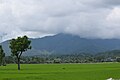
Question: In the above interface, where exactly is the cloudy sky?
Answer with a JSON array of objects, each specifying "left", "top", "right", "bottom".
[{"left": 0, "top": 0, "right": 120, "bottom": 42}]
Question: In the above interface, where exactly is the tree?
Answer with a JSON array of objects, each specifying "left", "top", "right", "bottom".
[
  {"left": 116, "top": 57, "right": 120, "bottom": 62},
  {"left": 0, "top": 45, "right": 6, "bottom": 66},
  {"left": 9, "top": 35, "right": 31, "bottom": 70}
]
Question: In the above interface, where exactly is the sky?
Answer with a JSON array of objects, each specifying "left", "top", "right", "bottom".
[{"left": 0, "top": 0, "right": 120, "bottom": 42}]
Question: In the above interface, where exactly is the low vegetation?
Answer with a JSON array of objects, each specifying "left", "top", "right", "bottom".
[{"left": 0, "top": 63, "right": 120, "bottom": 80}]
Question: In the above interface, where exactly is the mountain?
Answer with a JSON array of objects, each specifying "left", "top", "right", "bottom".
[{"left": 1, "top": 33, "right": 120, "bottom": 56}]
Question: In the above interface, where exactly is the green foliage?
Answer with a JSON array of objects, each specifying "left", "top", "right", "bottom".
[
  {"left": 9, "top": 36, "right": 31, "bottom": 57},
  {"left": 116, "top": 57, "right": 120, "bottom": 62},
  {"left": 0, "top": 45, "right": 5, "bottom": 66},
  {"left": 9, "top": 35, "right": 31, "bottom": 70}
]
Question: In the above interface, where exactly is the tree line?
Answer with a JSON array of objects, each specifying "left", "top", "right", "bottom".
[{"left": 4, "top": 51, "right": 120, "bottom": 64}]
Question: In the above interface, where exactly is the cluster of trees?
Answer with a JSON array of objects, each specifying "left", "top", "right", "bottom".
[
  {"left": 4, "top": 51, "right": 120, "bottom": 64},
  {"left": 0, "top": 35, "right": 31, "bottom": 70}
]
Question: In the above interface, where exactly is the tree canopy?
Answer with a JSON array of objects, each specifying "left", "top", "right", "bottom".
[
  {"left": 9, "top": 35, "right": 31, "bottom": 70},
  {"left": 0, "top": 45, "right": 5, "bottom": 66}
]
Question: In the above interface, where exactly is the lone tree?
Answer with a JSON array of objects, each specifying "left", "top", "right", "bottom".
[
  {"left": 9, "top": 35, "right": 31, "bottom": 70},
  {"left": 0, "top": 45, "right": 5, "bottom": 66}
]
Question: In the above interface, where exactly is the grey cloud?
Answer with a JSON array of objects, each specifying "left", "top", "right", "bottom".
[
  {"left": 104, "top": 0, "right": 120, "bottom": 6},
  {"left": 0, "top": 0, "right": 120, "bottom": 42}
]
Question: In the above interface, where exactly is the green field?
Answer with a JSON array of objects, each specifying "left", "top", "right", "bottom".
[{"left": 0, "top": 63, "right": 120, "bottom": 80}]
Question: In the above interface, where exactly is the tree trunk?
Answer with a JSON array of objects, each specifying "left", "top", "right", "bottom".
[{"left": 17, "top": 58, "right": 20, "bottom": 70}]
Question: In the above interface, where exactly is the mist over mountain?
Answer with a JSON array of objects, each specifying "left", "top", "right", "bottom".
[{"left": 1, "top": 33, "right": 120, "bottom": 56}]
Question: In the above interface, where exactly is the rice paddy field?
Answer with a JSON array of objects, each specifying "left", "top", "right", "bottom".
[{"left": 0, "top": 63, "right": 120, "bottom": 80}]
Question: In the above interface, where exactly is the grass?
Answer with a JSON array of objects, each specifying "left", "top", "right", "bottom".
[{"left": 0, "top": 63, "right": 120, "bottom": 80}]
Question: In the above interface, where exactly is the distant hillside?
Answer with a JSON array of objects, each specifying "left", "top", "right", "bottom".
[
  {"left": 1, "top": 33, "right": 120, "bottom": 56},
  {"left": 96, "top": 50, "right": 120, "bottom": 58}
]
